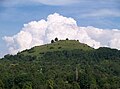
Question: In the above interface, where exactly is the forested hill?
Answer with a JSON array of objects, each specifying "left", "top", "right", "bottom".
[{"left": 0, "top": 39, "right": 120, "bottom": 89}]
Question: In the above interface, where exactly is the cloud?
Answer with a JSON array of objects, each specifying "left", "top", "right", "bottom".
[
  {"left": 83, "top": 9, "right": 120, "bottom": 17},
  {"left": 33, "top": 0, "right": 79, "bottom": 5},
  {"left": 3, "top": 13, "right": 120, "bottom": 55},
  {"left": 1, "top": 0, "right": 80, "bottom": 7}
]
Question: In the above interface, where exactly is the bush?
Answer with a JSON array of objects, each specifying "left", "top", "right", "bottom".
[
  {"left": 50, "top": 47, "right": 54, "bottom": 49},
  {"left": 66, "top": 38, "right": 69, "bottom": 40},
  {"left": 55, "top": 37, "right": 58, "bottom": 41},
  {"left": 51, "top": 40, "right": 54, "bottom": 43},
  {"left": 58, "top": 47, "right": 62, "bottom": 49}
]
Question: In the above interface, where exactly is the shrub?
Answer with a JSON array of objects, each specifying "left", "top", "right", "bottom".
[
  {"left": 58, "top": 47, "right": 62, "bottom": 49},
  {"left": 51, "top": 40, "right": 54, "bottom": 43},
  {"left": 66, "top": 38, "right": 69, "bottom": 40},
  {"left": 55, "top": 37, "right": 58, "bottom": 41},
  {"left": 50, "top": 47, "right": 54, "bottom": 49}
]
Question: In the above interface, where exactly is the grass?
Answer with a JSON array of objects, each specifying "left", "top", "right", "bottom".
[{"left": 20, "top": 40, "right": 94, "bottom": 56}]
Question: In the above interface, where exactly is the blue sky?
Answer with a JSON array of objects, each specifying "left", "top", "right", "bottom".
[{"left": 0, "top": 0, "right": 120, "bottom": 57}]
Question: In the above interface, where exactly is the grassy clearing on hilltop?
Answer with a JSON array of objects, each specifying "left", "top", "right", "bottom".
[{"left": 20, "top": 40, "right": 94, "bottom": 56}]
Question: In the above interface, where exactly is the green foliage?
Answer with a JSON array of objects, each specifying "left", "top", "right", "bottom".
[
  {"left": 50, "top": 47, "right": 54, "bottom": 49},
  {"left": 51, "top": 40, "right": 54, "bottom": 43},
  {"left": 55, "top": 37, "right": 58, "bottom": 41},
  {"left": 90, "top": 84, "right": 98, "bottom": 89},
  {"left": 72, "top": 82, "right": 80, "bottom": 89},
  {"left": 46, "top": 79, "right": 54, "bottom": 89},
  {"left": 22, "top": 82, "right": 32, "bottom": 89},
  {"left": 0, "top": 80, "right": 4, "bottom": 89},
  {"left": 66, "top": 38, "right": 69, "bottom": 40},
  {"left": 0, "top": 40, "right": 120, "bottom": 89}
]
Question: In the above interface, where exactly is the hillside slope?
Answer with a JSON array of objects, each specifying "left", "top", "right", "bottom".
[
  {"left": 0, "top": 40, "right": 120, "bottom": 89},
  {"left": 20, "top": 40, "right": 94, "bottom": 56}
]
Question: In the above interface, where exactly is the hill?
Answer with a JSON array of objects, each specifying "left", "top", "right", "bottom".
[
  {"left": 20, "top": 40, "right": 94, "bottom": 56},
  {"left": 0, "top": 40, "right": 120, "bottom": 89}
]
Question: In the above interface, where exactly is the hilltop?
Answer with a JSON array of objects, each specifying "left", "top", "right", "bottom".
[
  {"left": 20, "top": 40, "right": 93, "bottom": 56},
  {"left": 0, "top": 39, "right": 120, "bottom": 89}
]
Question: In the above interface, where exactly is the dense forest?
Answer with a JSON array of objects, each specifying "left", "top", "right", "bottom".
[{"left": 0, "top": 39, "right": 120, "bottom": 89}]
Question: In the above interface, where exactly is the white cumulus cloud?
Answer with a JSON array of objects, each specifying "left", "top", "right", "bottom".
[{"left": 3, "top": 13, "right": 120, "bottom": 55}]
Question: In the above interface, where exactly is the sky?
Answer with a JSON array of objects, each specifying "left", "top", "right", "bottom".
[{"left": 0, "top": 0, "right": 120, "bottom": 57}]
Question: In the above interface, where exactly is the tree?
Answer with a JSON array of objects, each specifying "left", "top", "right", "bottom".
[
  {"left": 0, "top": 80, "right": 4, "bottom": 89},
  {"left": 72, "top": 82, "right": 81, "bottom": 89},
  {"left": 22, "top": 82, "right": 32, "bottom": 89},
  {"left": 55, "top": 37, "right": 58, "bottom": 41},
  {"left": 103, "top": 83, "right": 111, "bottom": 89},
  {"left": 46, "top": 79, "right": 54, "bottom": 89},
  {"left": 66, "top": 38, "right": 69, "bottom": 40},
  {"left": 51, "top": 40, "right": 54, "bottom": 43},
  {"left": 90, "top": 84, "right": 98, "bottom": 89},
  {"left": 11, "top": 85, "right": 20, "bottom": 89}
]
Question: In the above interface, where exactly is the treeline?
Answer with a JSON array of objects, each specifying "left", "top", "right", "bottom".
[
  {"left": 43, "top": 47, "right": 120, "bottom": 61},
  {"left": 0, "top": 47, "right": 120, "bottom": 89}
]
